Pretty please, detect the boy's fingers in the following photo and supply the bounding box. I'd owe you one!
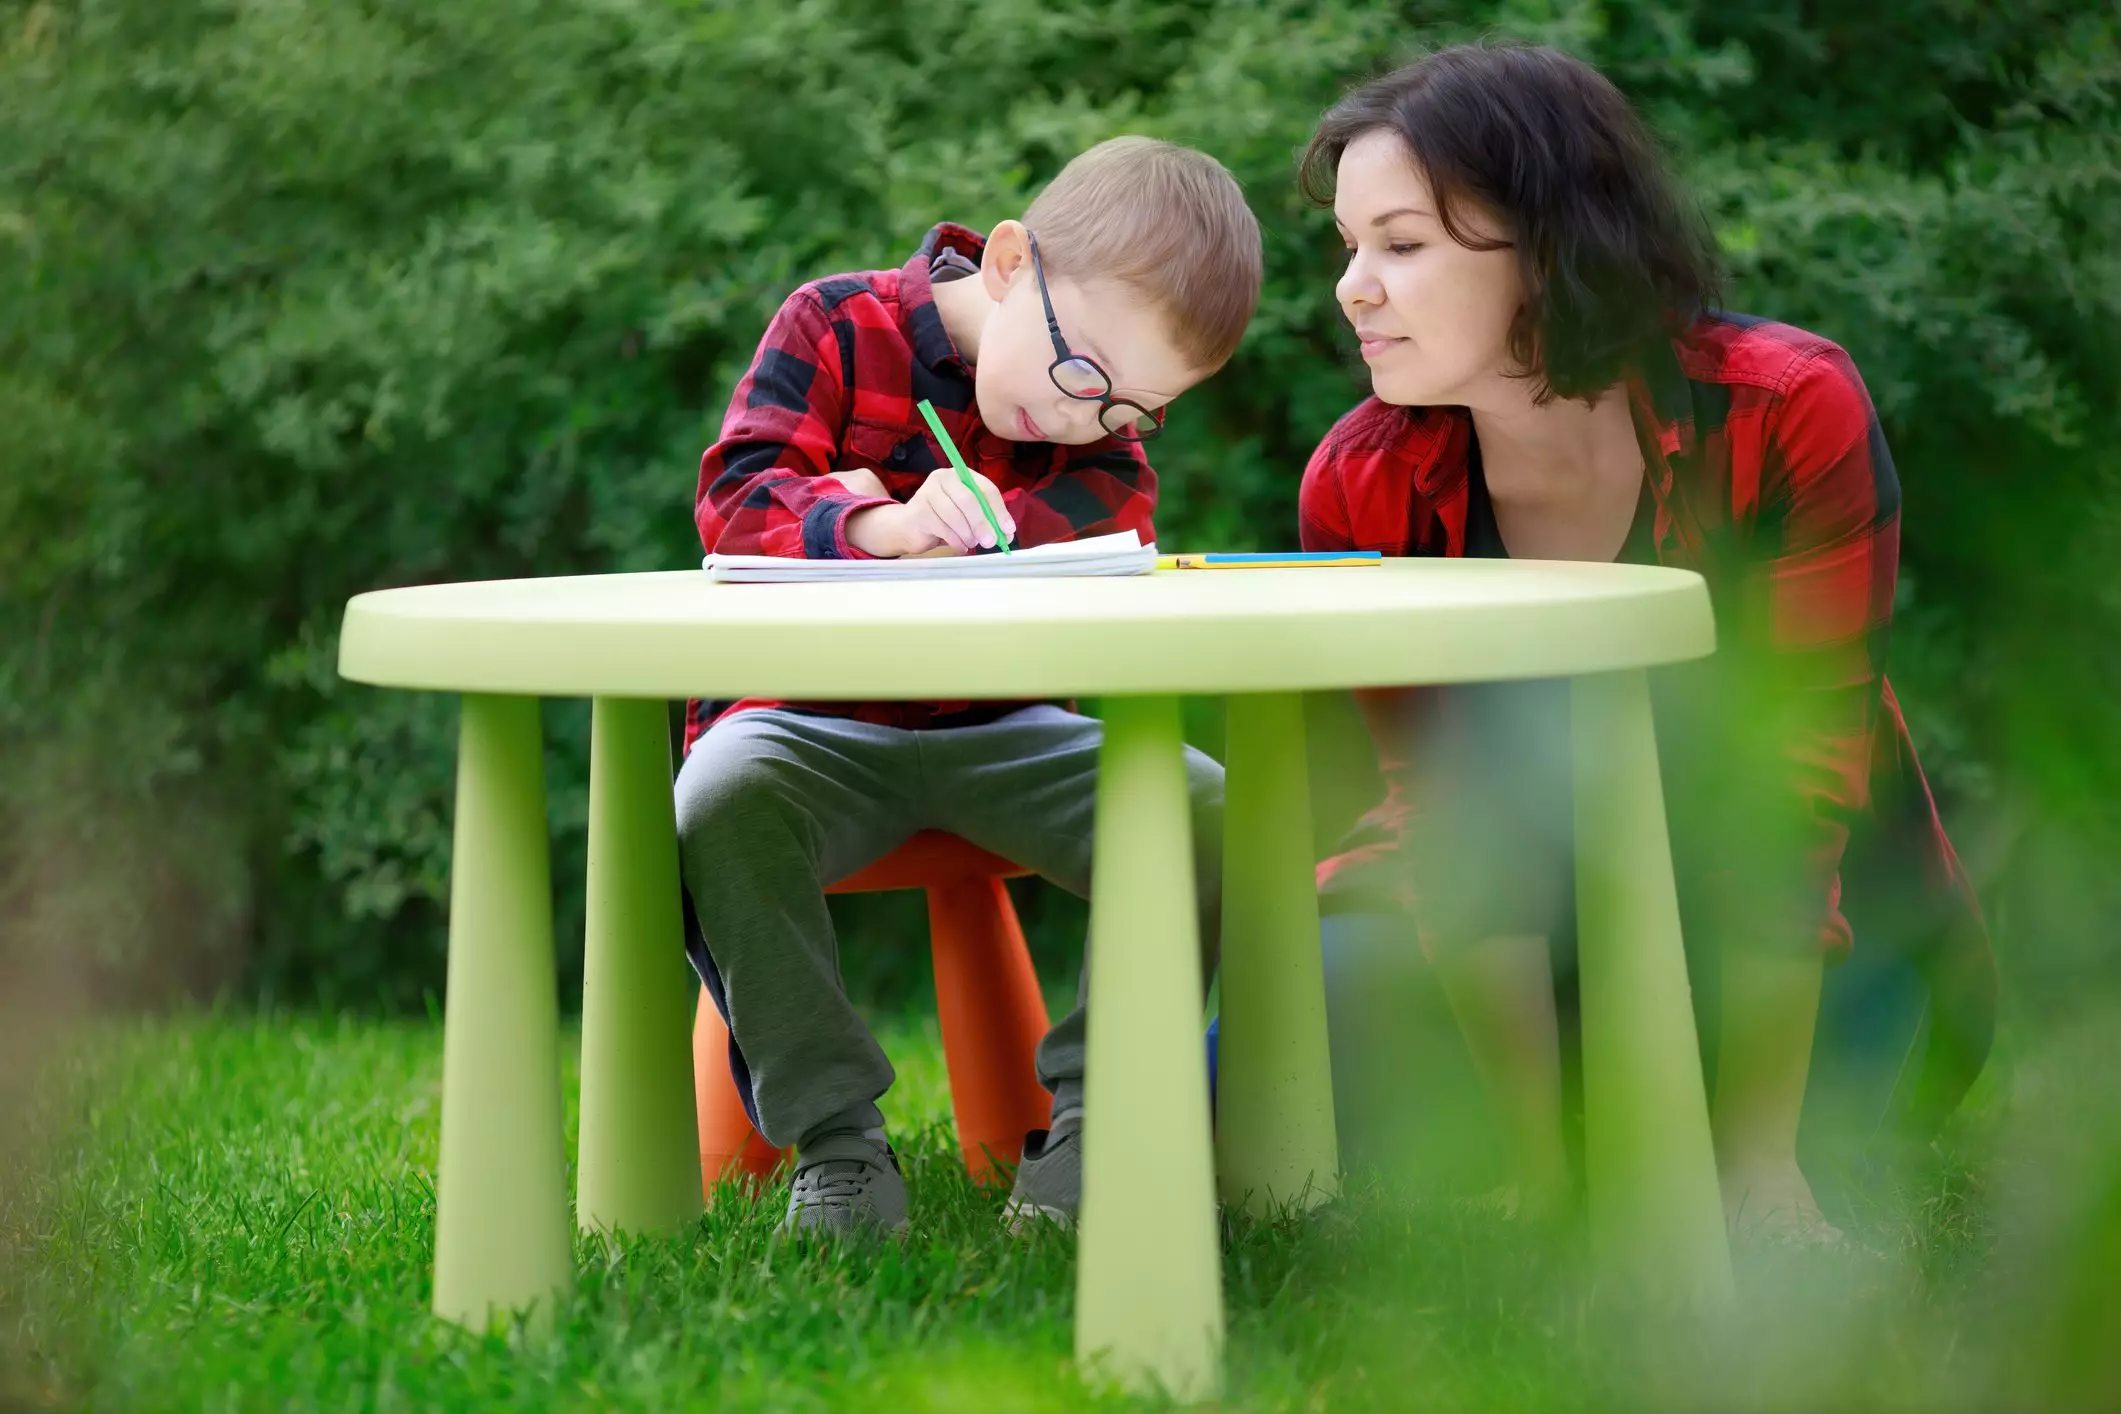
[973,473,1017,539]
[927,479,990,549]
[942,480,1000,549]
[946,474,1008,548]
[912,492,975,553]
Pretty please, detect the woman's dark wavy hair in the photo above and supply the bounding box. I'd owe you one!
[1301,41,1722,404]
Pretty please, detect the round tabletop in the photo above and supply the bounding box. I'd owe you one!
[337,561,1715,700]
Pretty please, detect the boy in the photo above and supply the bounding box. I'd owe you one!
[678,137,1263,1238]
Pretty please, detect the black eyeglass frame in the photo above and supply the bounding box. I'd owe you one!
[1026,230,1167,443]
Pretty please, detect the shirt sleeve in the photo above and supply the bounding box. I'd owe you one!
[1730,344,1902,949]
[1301,429,1433,913]
[694,288,894,559]
[1302,433,1421,789]
[1000,436,1160,546]
[1298,432,1358,553]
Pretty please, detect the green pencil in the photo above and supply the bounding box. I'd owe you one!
[916,398,1013,554]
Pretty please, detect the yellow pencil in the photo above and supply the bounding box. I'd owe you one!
[1155,552,1383,570]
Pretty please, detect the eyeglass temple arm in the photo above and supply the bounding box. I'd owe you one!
[1026,232,1073,358]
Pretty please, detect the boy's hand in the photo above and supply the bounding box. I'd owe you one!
[826,467,890,499]
[845,467,1015,558]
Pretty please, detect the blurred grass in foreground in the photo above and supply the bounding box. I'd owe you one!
[2,1002,2116,1413]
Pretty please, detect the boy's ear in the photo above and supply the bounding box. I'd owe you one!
[981,220,1031,301]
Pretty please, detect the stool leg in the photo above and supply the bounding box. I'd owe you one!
[692,990,790,1195]
[432,694,571,1332]
[927,876,1052,1181]
[1075,694,1223,1402]
[1215,691,1338,1214]
[578,697,703,1238]
[1571,669,1733,1301]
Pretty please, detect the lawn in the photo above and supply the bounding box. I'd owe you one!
[2,1002,2115,1412]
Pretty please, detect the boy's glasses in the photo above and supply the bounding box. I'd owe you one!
[1027,231,1166,443]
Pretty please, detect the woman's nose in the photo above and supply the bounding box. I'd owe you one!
[1337,251,1383,312]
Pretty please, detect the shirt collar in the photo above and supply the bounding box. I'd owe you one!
[1407,406,1473,500]
[900,223,987,376]
[1626,329,1709,565]
[1627,332,1694,462]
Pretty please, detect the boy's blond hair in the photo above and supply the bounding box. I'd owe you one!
[1023,136,1262,373]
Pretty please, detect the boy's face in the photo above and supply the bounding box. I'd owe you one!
[970,221,1202,446]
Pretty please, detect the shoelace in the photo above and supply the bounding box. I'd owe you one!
[794,1157,876,1204]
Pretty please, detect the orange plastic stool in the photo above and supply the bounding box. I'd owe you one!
[692,832,1054,1199]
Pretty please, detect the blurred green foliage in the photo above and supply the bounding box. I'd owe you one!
[1,0,2115,1009]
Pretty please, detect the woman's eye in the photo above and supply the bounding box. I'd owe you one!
[1388,243,1424,256]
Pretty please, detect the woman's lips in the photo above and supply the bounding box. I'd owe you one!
[1359,335,1407,360]
[1017,407,1046,439]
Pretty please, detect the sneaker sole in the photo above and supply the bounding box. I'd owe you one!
[1002,1200,1075,1233]
[775,1214,911,1244]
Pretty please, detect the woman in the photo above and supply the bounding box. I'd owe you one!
[1288,43,1995,1238]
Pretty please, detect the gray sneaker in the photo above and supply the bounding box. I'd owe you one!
[779,1128,908,1241]
[1003,1109,1083,1231]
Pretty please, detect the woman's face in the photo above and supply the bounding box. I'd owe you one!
[1334,129,1524,408]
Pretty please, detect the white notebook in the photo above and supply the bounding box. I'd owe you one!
[703,530,1157,583]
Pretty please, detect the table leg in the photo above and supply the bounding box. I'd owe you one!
[1215,692,1338,1214]
[432,694,572,1331]
[1570,670,1734,1301]
[577,697,704,1237]
[1075,695,1224,1402]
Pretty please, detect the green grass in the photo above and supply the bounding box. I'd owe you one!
[3,1006,2117,1412]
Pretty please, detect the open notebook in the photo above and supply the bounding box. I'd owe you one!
[703,530,1157,583]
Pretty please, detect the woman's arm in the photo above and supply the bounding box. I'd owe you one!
[1726,341,1902,953]
[1711,340,1900,1233]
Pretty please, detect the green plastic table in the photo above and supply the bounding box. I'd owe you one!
[337,560,1727,1399]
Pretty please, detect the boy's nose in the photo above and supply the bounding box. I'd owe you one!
[1062,401,1106,442]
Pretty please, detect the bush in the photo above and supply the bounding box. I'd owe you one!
[2,0,2115,1009]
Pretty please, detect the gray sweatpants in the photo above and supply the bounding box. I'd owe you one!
[675,705,1225,1151]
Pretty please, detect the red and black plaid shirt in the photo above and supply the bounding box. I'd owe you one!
[684,223,1158,751]
[1301,312,1984,965]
